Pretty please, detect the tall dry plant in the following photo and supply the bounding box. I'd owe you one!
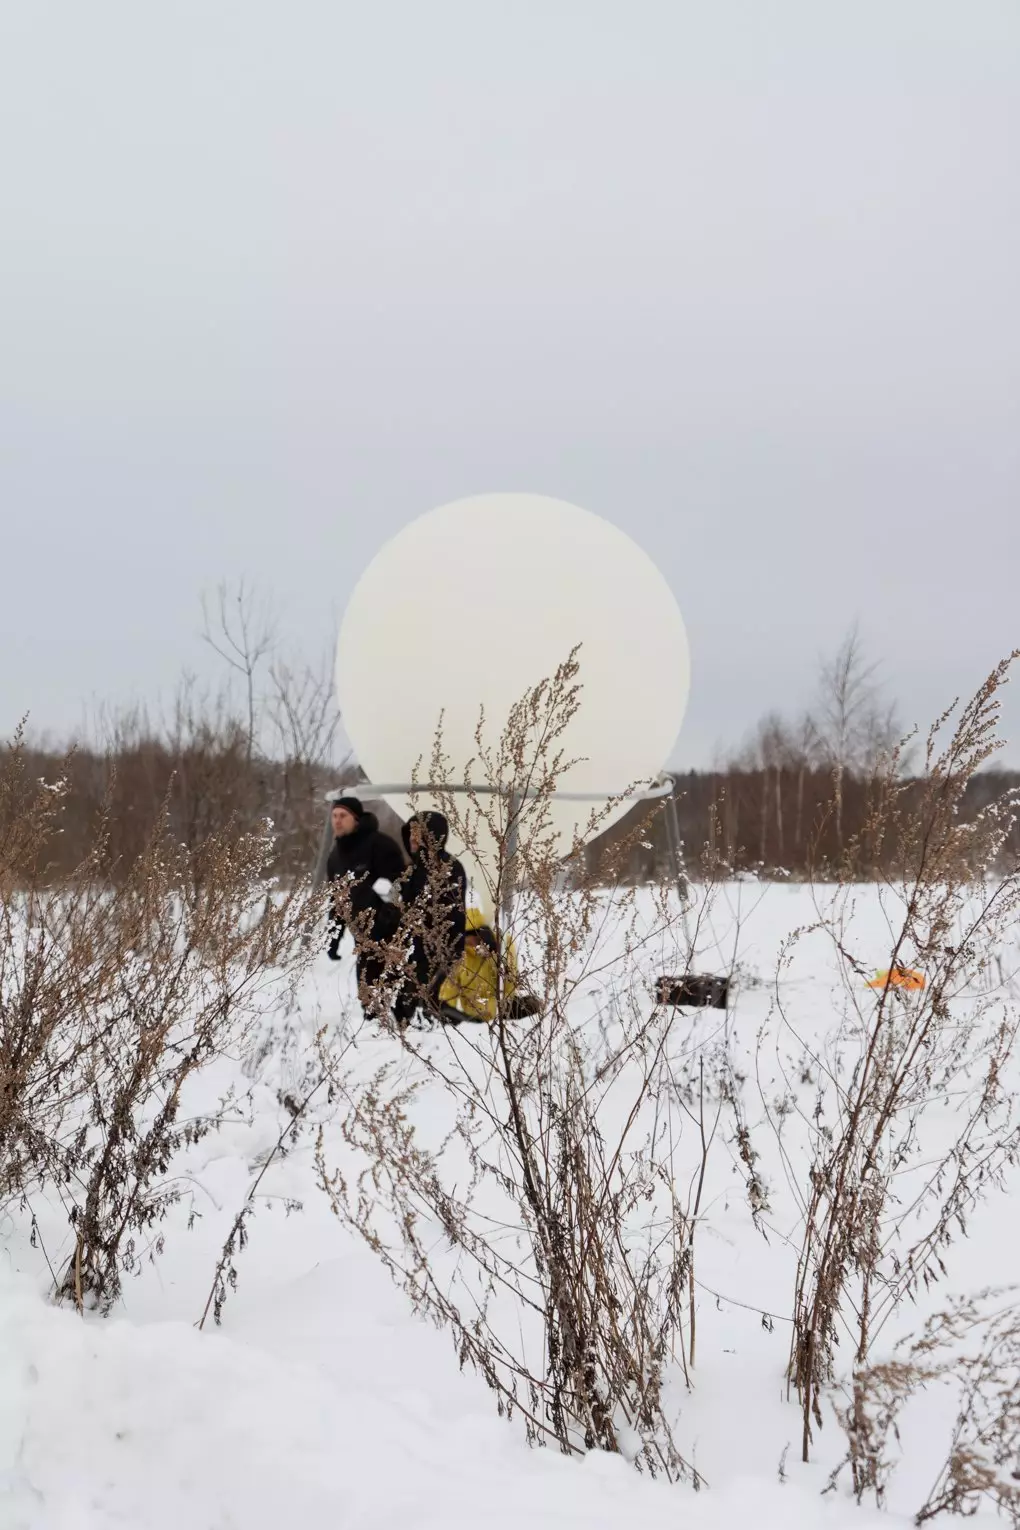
[314,652,749,1485]
[831,1287,1020,1526]
[201,578,276,767]
[763,655,1020,1462]
[0,723,316,1311]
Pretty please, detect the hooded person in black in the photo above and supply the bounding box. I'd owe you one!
[393,810,467,1027]
[325,796,407,1014]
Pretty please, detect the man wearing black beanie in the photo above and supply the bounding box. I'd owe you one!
[325,796,407,1016]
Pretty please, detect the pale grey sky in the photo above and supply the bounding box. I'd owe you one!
[2,1,1018,767]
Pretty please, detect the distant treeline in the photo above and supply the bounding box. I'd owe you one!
[13,591,1009,885]
[8,724,357,886]
[9,725,1019,885]
[588,765,1020,882]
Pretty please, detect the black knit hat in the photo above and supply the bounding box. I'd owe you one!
[332,795,364,820]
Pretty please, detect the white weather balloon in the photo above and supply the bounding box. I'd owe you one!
[336,493,689,921]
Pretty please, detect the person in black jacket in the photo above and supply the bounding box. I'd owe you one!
[393,810,467,1027]
[325,796,406,1016]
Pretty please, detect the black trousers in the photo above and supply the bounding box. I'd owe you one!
[393,938,449,1026]
[353,903,402,1019]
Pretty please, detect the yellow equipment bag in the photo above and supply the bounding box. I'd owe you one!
[439,908,519,1024]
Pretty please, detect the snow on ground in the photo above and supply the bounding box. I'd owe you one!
[2,882,1017,1529]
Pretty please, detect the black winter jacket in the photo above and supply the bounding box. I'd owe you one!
[399,812,467,971]
[326,812,406,942]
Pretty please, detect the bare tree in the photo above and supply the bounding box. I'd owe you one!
[725,626,903,867]
[813,624,901,852]
[201,580,276,765]
[266,644,342,774]
[265,636,351,867]
[791,710,820,855]
[728,710,819,869]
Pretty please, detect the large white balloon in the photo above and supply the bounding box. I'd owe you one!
[336,494,689,921]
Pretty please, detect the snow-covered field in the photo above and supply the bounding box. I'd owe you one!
[2,882,1017,1530]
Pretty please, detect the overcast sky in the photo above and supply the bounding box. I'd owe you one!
[2,1,1018,768]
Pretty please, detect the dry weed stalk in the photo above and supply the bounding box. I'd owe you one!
[767,656,1020,1462]
[832,1287,1020,1526]
[196,1040,337,1331]
[0,725,317,1310]
[315,653,739,1484]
